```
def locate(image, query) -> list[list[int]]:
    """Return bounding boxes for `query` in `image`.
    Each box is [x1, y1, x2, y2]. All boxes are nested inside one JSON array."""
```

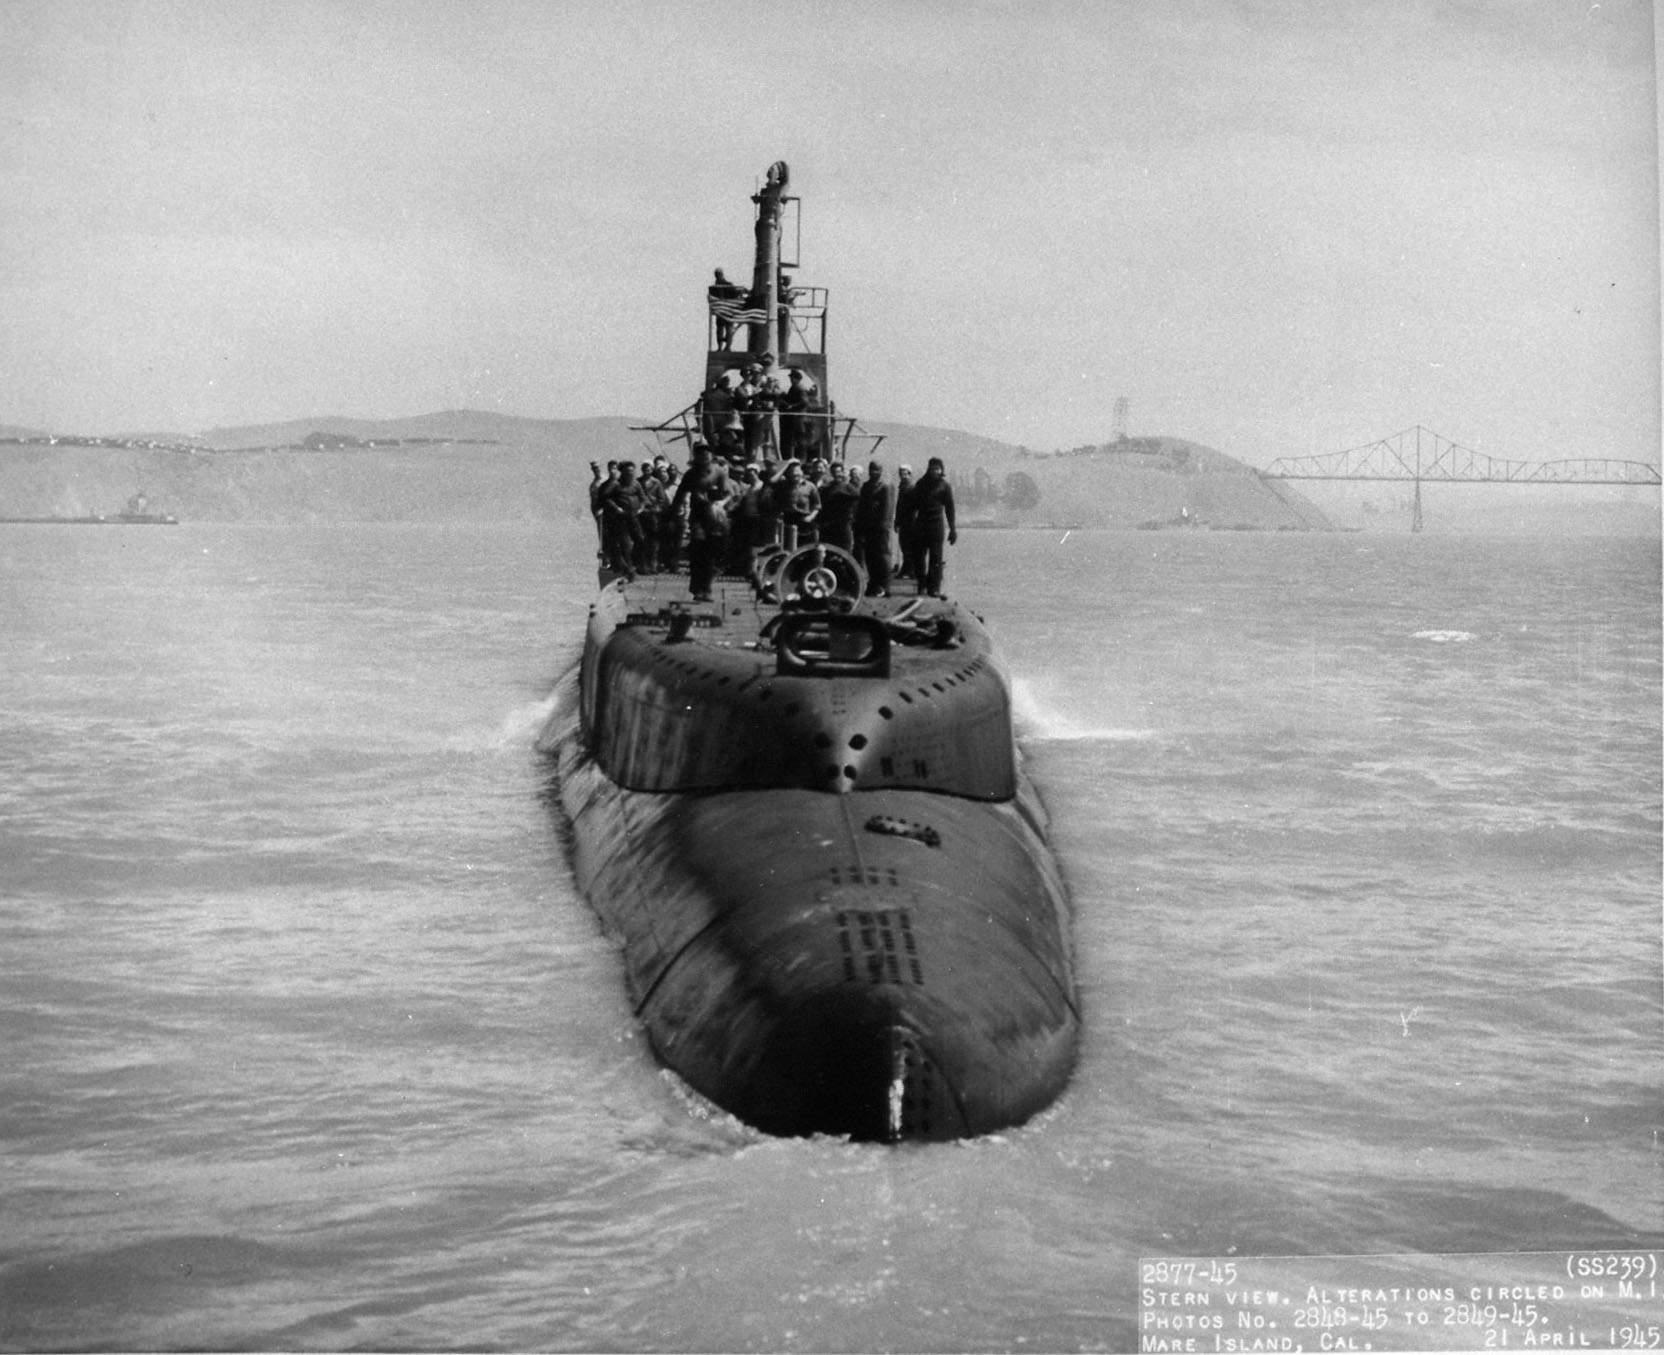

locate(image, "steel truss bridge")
[[1264, 425, 1661, 531]]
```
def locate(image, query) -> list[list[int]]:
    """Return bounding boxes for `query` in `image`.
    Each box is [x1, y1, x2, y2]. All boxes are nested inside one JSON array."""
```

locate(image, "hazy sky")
[[1, 0, 1657, 466]]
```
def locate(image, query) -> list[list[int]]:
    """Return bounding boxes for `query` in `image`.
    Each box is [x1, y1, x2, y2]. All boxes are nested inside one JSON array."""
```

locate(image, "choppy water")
[[0, 523, 1658, 1351]]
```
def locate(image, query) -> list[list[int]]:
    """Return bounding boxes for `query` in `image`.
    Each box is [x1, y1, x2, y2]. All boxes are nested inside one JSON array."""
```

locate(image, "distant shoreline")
[[1, 412, 1653, 535], [0, 516, 179, 526], [0, 434, 498, 455]]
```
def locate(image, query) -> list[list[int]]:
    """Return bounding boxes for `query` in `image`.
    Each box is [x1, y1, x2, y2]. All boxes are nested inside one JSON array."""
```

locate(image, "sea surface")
[[0, 523, 1658, 1352]]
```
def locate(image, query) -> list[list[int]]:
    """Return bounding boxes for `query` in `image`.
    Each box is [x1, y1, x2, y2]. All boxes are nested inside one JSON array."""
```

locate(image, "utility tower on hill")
[[1113, 396, 1129, 442]]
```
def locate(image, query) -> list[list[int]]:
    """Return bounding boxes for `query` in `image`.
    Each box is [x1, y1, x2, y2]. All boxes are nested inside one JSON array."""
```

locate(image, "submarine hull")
[[548, 706, 1079, 1140], [542, 159, 1082, 1141]]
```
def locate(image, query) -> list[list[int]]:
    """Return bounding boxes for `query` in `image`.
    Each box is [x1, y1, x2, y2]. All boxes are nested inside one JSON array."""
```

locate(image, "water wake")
[[444, 691, 563, 754], [1010, 677, 1158, 744], [500, 693, 562, 747]]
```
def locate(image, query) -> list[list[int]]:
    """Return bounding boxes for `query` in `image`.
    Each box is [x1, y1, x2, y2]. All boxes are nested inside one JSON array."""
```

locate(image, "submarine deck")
[[581, 560, 1017, 803], [597, 568, 991, 678]]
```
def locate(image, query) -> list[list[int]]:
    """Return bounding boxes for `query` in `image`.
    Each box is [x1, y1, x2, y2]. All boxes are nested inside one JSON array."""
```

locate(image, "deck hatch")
[[863, 815, 941, 848], [774, 613, 891, 678]]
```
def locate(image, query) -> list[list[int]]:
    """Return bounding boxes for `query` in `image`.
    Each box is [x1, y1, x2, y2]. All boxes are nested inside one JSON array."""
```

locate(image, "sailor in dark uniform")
[[708, 268, 744, 349], [701, 376, 736, 448], [776, 270, 800, 353], [853, 459, 893, 596], [671, 444, 732, 601], [727, 463, 766, 574], [817, 460, 860, 552], [910, 456, 958, 597], [777, 370, 808, 460]]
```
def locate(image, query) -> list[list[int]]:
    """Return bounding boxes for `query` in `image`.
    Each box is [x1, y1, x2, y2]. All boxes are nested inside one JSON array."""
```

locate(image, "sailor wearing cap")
[[911, 456, 958, 597]]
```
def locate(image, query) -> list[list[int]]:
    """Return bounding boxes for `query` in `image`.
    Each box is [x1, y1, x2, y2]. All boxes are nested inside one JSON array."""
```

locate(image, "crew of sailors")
[[590, 449, 956, 602], [597, 268, 958, 598], [701, 358, 829, 464]]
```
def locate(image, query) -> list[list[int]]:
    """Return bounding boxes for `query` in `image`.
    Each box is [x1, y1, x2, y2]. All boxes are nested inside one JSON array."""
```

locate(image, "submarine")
[[537, 161, 1079, 1141]]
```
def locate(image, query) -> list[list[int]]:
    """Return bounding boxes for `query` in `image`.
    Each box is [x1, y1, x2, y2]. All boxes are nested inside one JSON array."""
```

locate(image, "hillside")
[[0, 412, 1329, 529], [866, 429, 1330, 530], [0, 414, 637, 525]]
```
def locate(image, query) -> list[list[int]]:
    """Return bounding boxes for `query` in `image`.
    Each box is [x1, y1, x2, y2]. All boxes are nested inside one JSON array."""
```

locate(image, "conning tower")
[[704, 160, 830, 405]]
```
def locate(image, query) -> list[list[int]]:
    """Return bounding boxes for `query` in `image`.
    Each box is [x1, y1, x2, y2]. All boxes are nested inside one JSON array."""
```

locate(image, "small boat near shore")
[[0, 494, 178, 526], [537, 162, 1079, 1142]]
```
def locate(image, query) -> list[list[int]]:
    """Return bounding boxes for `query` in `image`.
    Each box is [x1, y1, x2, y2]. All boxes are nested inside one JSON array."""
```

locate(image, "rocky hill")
[[0, 412, 1329, 529], [867, 429, 1329, 531]]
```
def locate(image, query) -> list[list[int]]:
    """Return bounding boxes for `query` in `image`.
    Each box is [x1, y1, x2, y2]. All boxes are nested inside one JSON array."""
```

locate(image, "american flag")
[[709, 297, 770, 325]]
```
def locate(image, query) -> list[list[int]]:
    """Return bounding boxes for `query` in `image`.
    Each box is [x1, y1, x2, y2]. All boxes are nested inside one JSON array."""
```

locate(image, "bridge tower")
[[1410, 426, 1424, 532]]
